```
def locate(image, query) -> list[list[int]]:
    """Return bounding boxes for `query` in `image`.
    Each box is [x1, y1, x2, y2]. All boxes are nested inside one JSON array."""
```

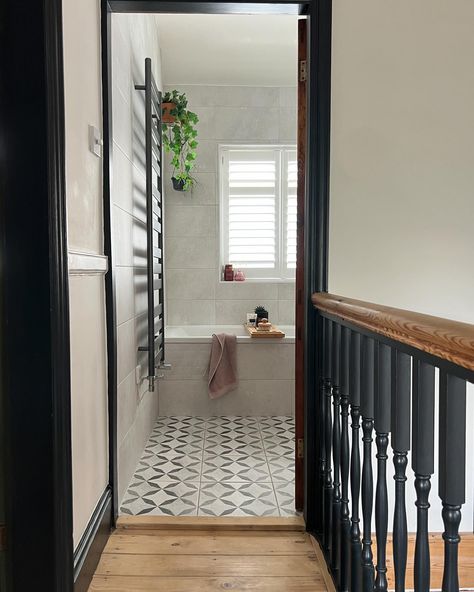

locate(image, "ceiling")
[[155, 14, 299, 87]]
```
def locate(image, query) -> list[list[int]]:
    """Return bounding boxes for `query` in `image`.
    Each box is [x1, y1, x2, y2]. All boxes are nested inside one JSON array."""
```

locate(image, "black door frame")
[[0, 0, 330, 589], [0, 0, 73, 590], [102, 0, 332, 532]]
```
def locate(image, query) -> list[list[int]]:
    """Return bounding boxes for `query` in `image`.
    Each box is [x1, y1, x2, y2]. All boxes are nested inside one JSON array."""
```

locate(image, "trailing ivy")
[[162, 90, 199, 191]]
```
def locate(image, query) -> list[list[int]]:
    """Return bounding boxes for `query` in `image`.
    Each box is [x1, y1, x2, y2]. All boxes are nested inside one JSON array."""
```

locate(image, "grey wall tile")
[[278, 300, 296, 325], [166, 236, 217, 269], [167, 268, 216, 301], [237, 343, 295, 380], [167, 299, 215, 326], [215, 281, 278, 301], [164, 172, 217, 205], [166, 205, 216, 238], [163, 344, 211, 380], [278, 282, 296, 301], [278, 107, 297, 142], [116, 266, 135, 325], [279, 86, 297, 108], [215, 299, 279, 325]]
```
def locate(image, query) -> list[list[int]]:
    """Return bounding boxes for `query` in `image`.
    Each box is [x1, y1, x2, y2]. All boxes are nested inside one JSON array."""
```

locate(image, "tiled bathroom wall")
[[111, 14, 163, 501], [163, 85, 297, 326]]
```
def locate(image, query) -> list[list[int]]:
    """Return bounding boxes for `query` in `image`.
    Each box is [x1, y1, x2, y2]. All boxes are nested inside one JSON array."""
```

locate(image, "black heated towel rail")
[[135, 57, 165, 391]]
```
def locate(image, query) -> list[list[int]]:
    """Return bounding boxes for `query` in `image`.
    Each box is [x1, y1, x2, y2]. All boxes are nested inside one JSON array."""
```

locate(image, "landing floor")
[[121, 416, 296, 517], [89, 516, 331, 592]]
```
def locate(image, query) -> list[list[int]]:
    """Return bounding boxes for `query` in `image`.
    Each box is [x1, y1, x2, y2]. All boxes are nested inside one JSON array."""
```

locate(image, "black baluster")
[[319, 318, 328, 538], [391, 350, 411, 592], [374, 343, 391, 592], [412, 360, 435, 592], [439, 372, 467, 592], [323, 319, 333, 556], [340, 327, 351, 592], [331, 323, 342, 583], [350, 332, 362, 592], [361, 336, 375, 591]]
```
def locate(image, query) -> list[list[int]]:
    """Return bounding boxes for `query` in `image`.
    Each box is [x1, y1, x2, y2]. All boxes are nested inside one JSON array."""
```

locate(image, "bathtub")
[[165, 324, 295, 344], [159, 325, 295, 416]]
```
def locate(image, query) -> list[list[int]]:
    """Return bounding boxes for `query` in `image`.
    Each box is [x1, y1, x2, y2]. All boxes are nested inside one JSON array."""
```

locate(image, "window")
[[219, 145, 297, 281]]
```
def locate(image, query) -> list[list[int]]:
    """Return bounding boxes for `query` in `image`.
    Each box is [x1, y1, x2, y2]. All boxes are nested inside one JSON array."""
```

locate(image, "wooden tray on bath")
[[245, 324, 285, 339]]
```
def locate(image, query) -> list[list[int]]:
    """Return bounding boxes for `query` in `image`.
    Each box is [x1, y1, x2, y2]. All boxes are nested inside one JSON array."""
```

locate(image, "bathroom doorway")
[[104, 3, 311, 521]]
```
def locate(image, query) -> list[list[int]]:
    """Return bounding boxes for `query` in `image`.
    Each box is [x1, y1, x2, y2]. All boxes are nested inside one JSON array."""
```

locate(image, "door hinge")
[[0, 525, 6, 551], [299, 60, 307, 83], [297, 438, 304, 459]]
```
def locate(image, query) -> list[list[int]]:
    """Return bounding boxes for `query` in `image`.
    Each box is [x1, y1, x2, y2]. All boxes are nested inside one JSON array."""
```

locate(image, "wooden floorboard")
[[89, 518, 328, 592], [89, 575, 326, 591], [89, 519, 474, 591]]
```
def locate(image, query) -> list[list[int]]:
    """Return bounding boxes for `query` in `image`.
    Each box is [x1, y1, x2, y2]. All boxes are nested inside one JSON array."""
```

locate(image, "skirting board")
[[74, 487, 112, 592]]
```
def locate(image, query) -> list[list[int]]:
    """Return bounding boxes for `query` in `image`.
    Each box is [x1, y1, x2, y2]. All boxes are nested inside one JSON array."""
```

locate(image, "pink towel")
[[208, 333, 238, 399]]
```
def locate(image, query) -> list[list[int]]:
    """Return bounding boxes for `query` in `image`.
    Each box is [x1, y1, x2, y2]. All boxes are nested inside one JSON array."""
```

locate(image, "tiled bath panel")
[[160, 342, 295, 416], [121, 416, 296, 517]]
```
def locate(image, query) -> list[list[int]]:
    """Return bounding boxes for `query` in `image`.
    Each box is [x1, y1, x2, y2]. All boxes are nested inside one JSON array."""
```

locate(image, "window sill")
[[218, 278, 295, 284]]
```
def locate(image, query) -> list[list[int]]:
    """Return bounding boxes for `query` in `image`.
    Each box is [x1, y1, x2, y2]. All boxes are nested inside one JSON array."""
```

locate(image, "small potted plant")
[[255, 305, 269, 325], [162, 90, 199, 192]]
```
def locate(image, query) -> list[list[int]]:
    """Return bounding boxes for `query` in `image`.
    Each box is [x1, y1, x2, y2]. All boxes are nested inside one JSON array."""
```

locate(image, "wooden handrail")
[[312, 292, 474, 372]]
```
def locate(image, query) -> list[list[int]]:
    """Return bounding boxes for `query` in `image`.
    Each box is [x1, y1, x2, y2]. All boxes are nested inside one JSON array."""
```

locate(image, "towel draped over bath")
[[208, 333, 238, 399]]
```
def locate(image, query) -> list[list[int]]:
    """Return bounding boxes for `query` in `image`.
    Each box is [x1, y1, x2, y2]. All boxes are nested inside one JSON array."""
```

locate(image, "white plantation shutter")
[[284, 151, 298, 271], [220, 145, 296, 280]]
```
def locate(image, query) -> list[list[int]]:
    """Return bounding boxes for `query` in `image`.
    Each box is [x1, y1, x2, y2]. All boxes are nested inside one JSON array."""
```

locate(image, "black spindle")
[[391, 350, 411, 592], [412, 360, 435, 592], [361, 336, 375, 591], [319, 318, 329, 537], [350, 331, 362, 592], [439, 372, 467, 592], [374, 343, 391, 592], [340, 327, 351, 592], [323, 318, 333, 555], [331, 323, 342, 582]]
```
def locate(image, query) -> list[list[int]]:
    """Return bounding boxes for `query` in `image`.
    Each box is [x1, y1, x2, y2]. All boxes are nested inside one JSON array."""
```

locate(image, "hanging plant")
[[162, 90, 199, 192]]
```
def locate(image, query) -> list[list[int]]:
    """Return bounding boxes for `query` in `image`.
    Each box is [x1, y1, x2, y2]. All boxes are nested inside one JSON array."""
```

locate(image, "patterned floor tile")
[[120, 415, 295, 517], [137, 453, 202, 482], [267, 455, 295, 482], [205, 423, 260, 438], [206, 416, 259, 429], [259, 416, 295, 432], [121, 481, 198, 516], [203, 437, 264, 457], [262, 435, 294, 457], [198, 482, 279, 517], [274, 481, 297, 516], [201, 454, 271, 482]]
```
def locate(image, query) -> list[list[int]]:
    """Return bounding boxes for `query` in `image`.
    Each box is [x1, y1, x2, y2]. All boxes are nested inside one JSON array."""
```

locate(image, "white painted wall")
[[330, 0, 474, 532], [330, 0, 474, 323], [63, 0, 108, 548], [111, 14, 163, 503]]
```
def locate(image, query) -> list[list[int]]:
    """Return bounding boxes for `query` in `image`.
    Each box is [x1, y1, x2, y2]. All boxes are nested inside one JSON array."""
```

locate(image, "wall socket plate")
[[88, 124, 103, 158]]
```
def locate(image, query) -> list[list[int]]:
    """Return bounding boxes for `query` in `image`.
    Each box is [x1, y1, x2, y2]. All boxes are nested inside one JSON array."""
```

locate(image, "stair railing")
[[312, 292, 474, 592]]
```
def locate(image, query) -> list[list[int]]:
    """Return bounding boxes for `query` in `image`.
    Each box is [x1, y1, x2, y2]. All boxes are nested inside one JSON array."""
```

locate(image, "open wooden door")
[[295, 18, 307, 511]]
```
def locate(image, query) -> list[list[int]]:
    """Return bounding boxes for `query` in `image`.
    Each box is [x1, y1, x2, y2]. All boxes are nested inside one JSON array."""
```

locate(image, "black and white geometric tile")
[[120, 415, 297, 517]]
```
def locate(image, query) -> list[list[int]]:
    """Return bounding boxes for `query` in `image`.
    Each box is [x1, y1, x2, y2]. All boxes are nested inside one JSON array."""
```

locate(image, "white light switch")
[[88, 124, 103, 158]]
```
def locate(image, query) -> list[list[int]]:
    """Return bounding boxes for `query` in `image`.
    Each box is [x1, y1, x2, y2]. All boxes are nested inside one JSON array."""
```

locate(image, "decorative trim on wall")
[[68, 250, 109, 275], [73, 487, 112, 592]]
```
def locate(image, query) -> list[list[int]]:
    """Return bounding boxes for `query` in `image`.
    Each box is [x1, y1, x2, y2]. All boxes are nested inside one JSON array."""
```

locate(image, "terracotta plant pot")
[[162, 102, 176, 124]]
